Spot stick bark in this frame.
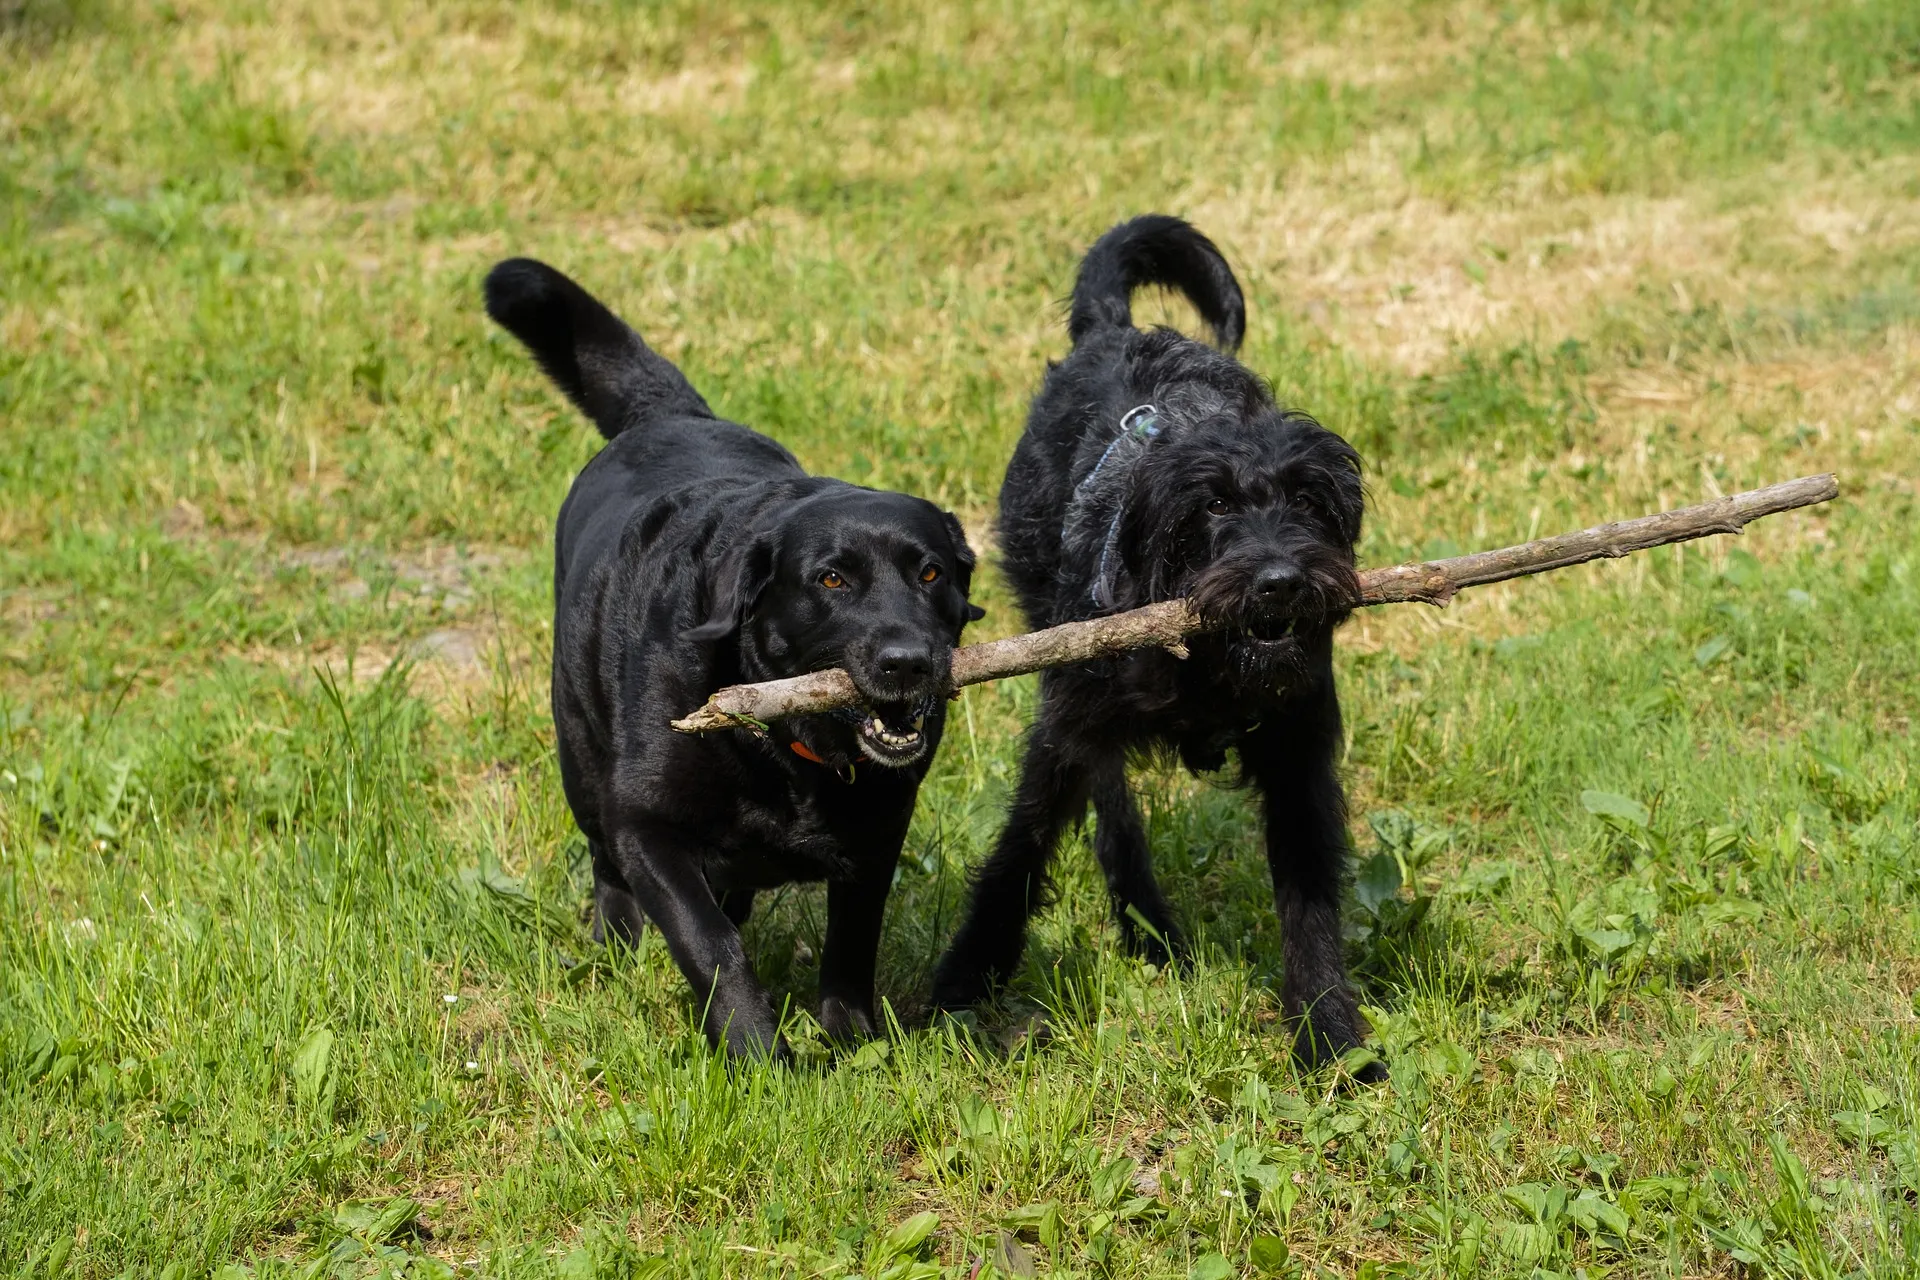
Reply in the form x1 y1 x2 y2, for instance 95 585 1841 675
670 473 1838 734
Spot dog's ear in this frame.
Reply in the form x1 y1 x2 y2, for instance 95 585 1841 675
1327 445 1366 545
942 511 987 622
685 532 779 643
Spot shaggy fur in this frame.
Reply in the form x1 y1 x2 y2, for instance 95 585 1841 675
930 216 1379 1075
486 258 982 1059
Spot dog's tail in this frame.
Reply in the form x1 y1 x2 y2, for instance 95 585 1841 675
484 257 712 439
1067 214 1245 352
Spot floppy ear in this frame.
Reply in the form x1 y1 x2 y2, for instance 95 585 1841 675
684 533 778 643
1340 454 1366 545
1317 439 1366 545
942 512 988 622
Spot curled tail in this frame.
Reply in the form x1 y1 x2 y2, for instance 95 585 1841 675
484 257 712 439
1067 214 1246 352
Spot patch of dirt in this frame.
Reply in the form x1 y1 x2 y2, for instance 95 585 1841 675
279 543 510 608
291 624 527 708
613 61 756 116
159 499 208 538
1 587 65 636
204 540 540 709
417 627 483 666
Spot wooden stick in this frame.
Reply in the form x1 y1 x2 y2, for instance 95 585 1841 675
670 473 1838 734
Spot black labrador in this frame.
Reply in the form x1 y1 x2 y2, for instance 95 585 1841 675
485 258 982 1059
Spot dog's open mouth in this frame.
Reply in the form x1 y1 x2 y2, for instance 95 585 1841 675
853 703 928 767
1241 614 1305 646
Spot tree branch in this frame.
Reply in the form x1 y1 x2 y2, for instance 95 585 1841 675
670 473 1838 734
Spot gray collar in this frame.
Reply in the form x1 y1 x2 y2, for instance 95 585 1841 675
1063 404 1160 609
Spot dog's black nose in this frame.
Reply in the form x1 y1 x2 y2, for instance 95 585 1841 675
874 644 935 684
1253 564 1305 602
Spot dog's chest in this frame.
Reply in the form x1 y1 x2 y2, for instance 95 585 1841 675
695 771 890 890
1097 649 1285 766
700 801 844 889
1109 648 1257 715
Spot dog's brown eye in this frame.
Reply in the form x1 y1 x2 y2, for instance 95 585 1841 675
920 566 941 584
819 570 845 589
1206 498 1232 516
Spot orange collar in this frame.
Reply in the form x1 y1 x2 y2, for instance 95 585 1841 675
789 737 856 783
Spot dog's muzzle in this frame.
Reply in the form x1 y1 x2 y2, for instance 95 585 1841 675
833 694 940 767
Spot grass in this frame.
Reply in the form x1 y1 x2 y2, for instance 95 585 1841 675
3 0 1919 1275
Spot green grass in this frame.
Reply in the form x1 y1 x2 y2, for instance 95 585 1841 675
5 0 1920 1275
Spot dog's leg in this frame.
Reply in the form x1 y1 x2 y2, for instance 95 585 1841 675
817 864 895 1043
719 890 756 929
1090 758 1186 967
1243 689 1382 1081
610 823 785 1059
590 837 647 947
931 713 1092 1009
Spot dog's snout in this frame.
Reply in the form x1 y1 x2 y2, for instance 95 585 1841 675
1253 564 1305 602
875 644 936 685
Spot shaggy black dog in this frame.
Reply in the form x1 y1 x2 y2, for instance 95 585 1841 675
486 258 982 1059
930 216 1379 1075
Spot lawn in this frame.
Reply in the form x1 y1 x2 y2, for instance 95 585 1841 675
3 0 1919 1275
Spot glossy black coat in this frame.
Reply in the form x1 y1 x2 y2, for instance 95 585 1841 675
486 258 981 1058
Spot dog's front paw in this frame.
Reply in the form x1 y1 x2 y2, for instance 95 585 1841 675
592 879 647 948
818 995 877 1043
928 957 997 1013
705 992 789 1064
717 1028 792 1066
1346 1055 1389 1086
1290 1024 1386 1086
931 927 1026 1010
1124 920 1190 972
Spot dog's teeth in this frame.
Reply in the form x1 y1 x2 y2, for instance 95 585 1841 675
869 725 922 750
858 709 925 755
